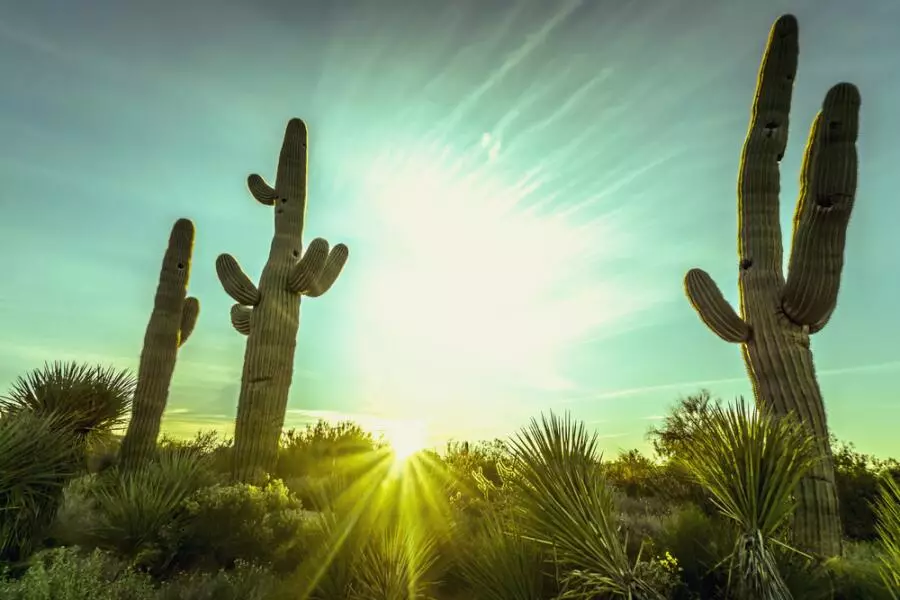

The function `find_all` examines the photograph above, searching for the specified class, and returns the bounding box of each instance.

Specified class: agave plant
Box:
[508,412,666,600]
[0,411,81,563]
[0,361,136,443]
[674,398,820,600]
[874,474,900,598]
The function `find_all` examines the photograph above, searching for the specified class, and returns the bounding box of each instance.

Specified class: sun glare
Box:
[382,420,430,470]
[352,137,655,415]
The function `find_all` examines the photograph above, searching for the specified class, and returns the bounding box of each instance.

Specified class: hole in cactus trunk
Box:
[176,262,185,269]
[740,258,753,270]
[292,250,300,258]
[764,121,779,137]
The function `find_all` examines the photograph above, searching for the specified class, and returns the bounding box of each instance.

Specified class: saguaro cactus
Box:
[120,218,199,469]
[217,118,348,483]
[683,14,859,557]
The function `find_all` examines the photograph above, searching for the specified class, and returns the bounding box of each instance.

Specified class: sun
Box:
[351,137,652,420]
[383,420,429,471]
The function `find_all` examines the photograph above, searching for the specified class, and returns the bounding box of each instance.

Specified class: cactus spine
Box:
[120,218,199,469]
[684,15,859,558]
[217,119,348,483]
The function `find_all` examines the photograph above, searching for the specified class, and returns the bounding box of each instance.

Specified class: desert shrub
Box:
[455,512,548,600]
[674,398,818,600]
[824,541,895,600]
[170,479,310,573]
[832,439,900,542]
[157,431,233,476]
[508,412,669,599]
[656,503,733,599]
[276,420,379,479]
[83,449,214,572]
[157,561,279,600]
[351,525,438,600]
[0,362,136,564]
[875,474,900,597]
[276,420,382,510]
[0,546,156,599]
[0,411,82,564]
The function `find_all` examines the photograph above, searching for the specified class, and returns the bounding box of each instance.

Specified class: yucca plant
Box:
[0,411,80,563]
[508,412,666,600]
[1,361,136,443]
[674,397,820,600]
[456,510,547,600]
[352,524,438,600]
[87,448,213,568]
[874,474,900,598]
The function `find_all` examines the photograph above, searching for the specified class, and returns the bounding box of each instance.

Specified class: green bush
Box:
[657,503,732,599]
[171,479,311,573]
[0,546,156,600]
[84,449,215,572]
[157,561,279,600]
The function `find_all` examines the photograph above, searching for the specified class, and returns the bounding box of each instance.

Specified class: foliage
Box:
[508,411,669,599]
[172,479,310,573]
[84,449,214,571]
[674,397,819,600]
[276,420,381,509]
[1,362,135,443]
[351,525,438,600]
[0,412,81,563]
[874,474,900,597]
[832,438,900,541]
[455,511,547,600]
[0,546,156,600]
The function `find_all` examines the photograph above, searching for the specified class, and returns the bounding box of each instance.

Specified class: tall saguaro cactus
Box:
[217,118,348,483]
[120,218,199,469]
[683,15,859,557]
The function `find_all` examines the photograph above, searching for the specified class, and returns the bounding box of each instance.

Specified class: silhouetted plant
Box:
[675,398,819,600]
[874,474,900,597]
[508,412,667,599]
[1,361,135,443]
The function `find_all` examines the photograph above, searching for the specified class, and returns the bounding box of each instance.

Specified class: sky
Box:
[1,0,899,458]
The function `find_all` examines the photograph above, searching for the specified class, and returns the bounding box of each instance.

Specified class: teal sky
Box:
[2,0,899,458]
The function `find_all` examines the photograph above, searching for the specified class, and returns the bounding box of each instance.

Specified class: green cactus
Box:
[217,119,348,483]
[119,219,199,469]
[683,14,859,557]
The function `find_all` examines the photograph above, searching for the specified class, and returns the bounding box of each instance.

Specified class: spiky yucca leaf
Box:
[457,512,546,600]
[508,412,665,600]
[874,474,900,598]
[0,411,81,562]
[352,525,438,600]
[88,448,212,559]
[1,361,136,440]
[675,398,819,600]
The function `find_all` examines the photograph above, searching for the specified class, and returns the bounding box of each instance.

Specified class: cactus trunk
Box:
[218,119,348,483]
[684,15,860,557]
[120,218,199,469]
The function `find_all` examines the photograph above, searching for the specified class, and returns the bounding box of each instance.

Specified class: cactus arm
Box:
[736,15,799,278]
[178,297,200,347]
[216,254,261,306]
[248,174,278,206]
[305,244,349,298]
[684,268,751,343]
[782,83,860,330]
[230,304,252,336]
